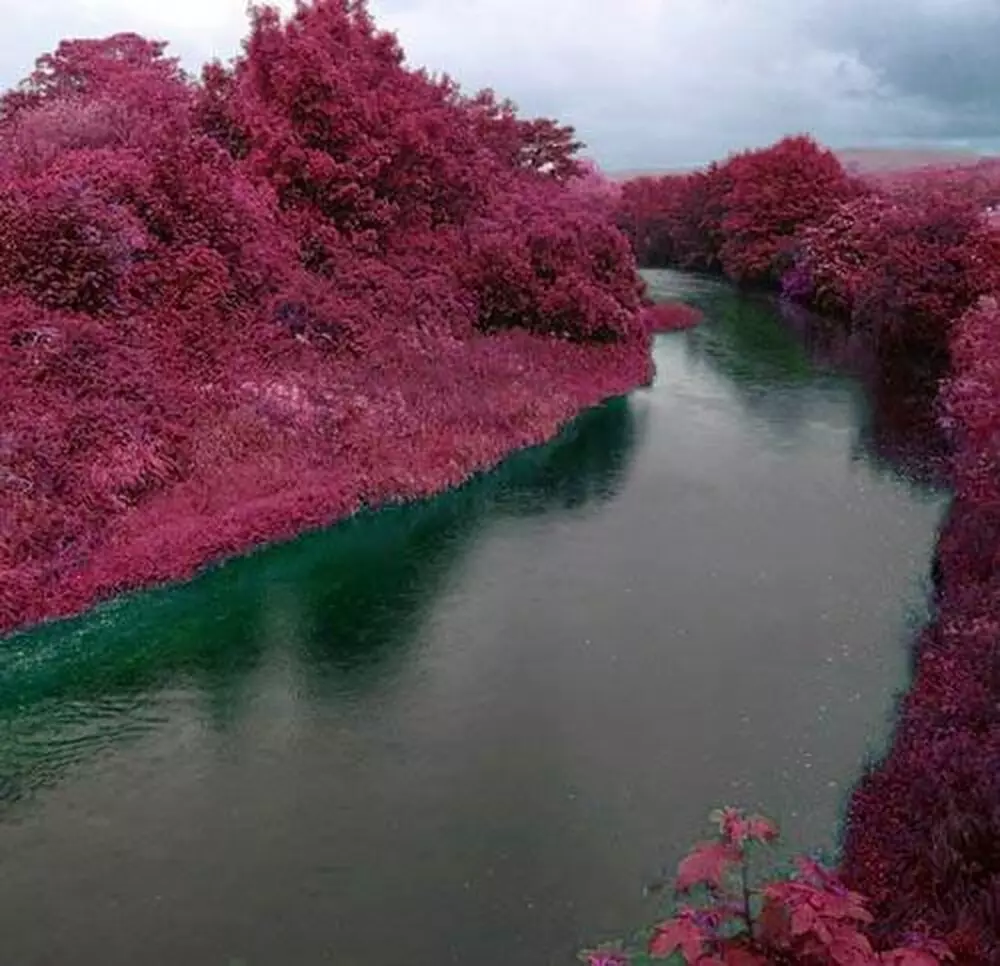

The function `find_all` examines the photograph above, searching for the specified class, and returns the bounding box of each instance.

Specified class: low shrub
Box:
[644,301,704,332]
[582,809,951,966]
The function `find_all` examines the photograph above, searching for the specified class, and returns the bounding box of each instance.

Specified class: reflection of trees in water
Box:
[494,397,642,516]
[663,282,945,486]
[777,301,950,487]
[688,290,816,390]
[849,366,950,488]
[640,268,730,307]
[0,398,639,804]
[682,289,848,437]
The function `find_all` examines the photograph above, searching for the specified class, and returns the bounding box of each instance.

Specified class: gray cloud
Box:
[812,0,1000,137]
[0,0,996,169]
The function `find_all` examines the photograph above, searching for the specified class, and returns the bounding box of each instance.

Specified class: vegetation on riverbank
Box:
[582,809,949,966]
[616,137,1000,963]
[1,0,994,957]
[0,0,654,636]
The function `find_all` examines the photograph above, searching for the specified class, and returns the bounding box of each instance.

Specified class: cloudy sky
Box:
[1,0,996,169]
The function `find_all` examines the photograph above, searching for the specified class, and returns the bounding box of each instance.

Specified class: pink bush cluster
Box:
[618,137,860,284]
[643,301,704,333]
[945,298,1000,508]
[618,162,735,274]
[619,136,1000,963]
[617,137,1000,358]
[0,3,651,636]
[787,192,1000,361]
[582,809,950,966]
[840,296,1000,964]
[863,158,1000,211]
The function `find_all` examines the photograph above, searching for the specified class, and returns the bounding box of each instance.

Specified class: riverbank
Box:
[0,283,946,966]
[0,6,653,636]
[2,334,650,636]
[617,137,1000,960]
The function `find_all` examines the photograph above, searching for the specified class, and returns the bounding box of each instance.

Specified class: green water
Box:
[0,271,948,965]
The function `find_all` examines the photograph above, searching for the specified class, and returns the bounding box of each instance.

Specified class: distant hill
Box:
[836,146,985,173]
[608,145,990,181]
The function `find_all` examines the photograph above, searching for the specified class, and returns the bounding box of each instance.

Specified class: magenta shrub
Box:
[840,297,1000,964]
[644,301,704,333]
[616,138,998,361]
[617,165,732,273]
[0,2,650,635]
[789,193,1000,361]
[583,808,951,966]
[618,137,859,283]
[713,136,860,285]
[943,297,1000,508]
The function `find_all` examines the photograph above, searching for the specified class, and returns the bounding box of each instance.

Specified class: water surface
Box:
[0,272,947,965]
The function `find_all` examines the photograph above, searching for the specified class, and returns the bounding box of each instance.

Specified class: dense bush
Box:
[786,193,1000,362]
[618,165,732,273]
[864,158,1000,211]
[713,136,860,285]
[943,297,1000,508]
[840,296,1000,963]
[617,136,1000,362]
[0,2,651,635]
[618,137,858,284]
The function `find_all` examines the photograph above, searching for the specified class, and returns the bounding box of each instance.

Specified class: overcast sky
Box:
[1,0,997,169]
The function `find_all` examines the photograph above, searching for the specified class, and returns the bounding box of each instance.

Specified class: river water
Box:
[0,271,947,965]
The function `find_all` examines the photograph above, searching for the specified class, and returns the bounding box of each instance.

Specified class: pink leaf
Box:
[744,815,778,844]
[790,903,818,937]
[826,930,875,966]
[649,917,707,962]
[676,842,741,891]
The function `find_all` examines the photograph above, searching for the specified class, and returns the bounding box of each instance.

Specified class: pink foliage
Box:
[0,3,650,635]
[617,133,1000,963]
[617,166,731,272]
[759,861,876,966]
[567,158,623,216]
[676,841,742,892]
[714,807,779,849]
[617,136,859,282]
[461,179,646,341]
[644,301,704,333]
[649,909,712,961]
[789,192,1000,358]
[942,297,1000,506]
[841,294,1000,963]
[584,809,951,966]
[863,158,1000,211]
[715,136,860,284]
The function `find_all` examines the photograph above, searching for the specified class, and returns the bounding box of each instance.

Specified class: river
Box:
[0,271,947,965]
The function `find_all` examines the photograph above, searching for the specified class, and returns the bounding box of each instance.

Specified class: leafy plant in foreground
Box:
[581,808,951,966]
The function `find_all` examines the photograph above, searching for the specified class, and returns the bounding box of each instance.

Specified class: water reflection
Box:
[658,274,949,489]
[777,301,950,487]
[686,290,816,389]
[0,399,640,806]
